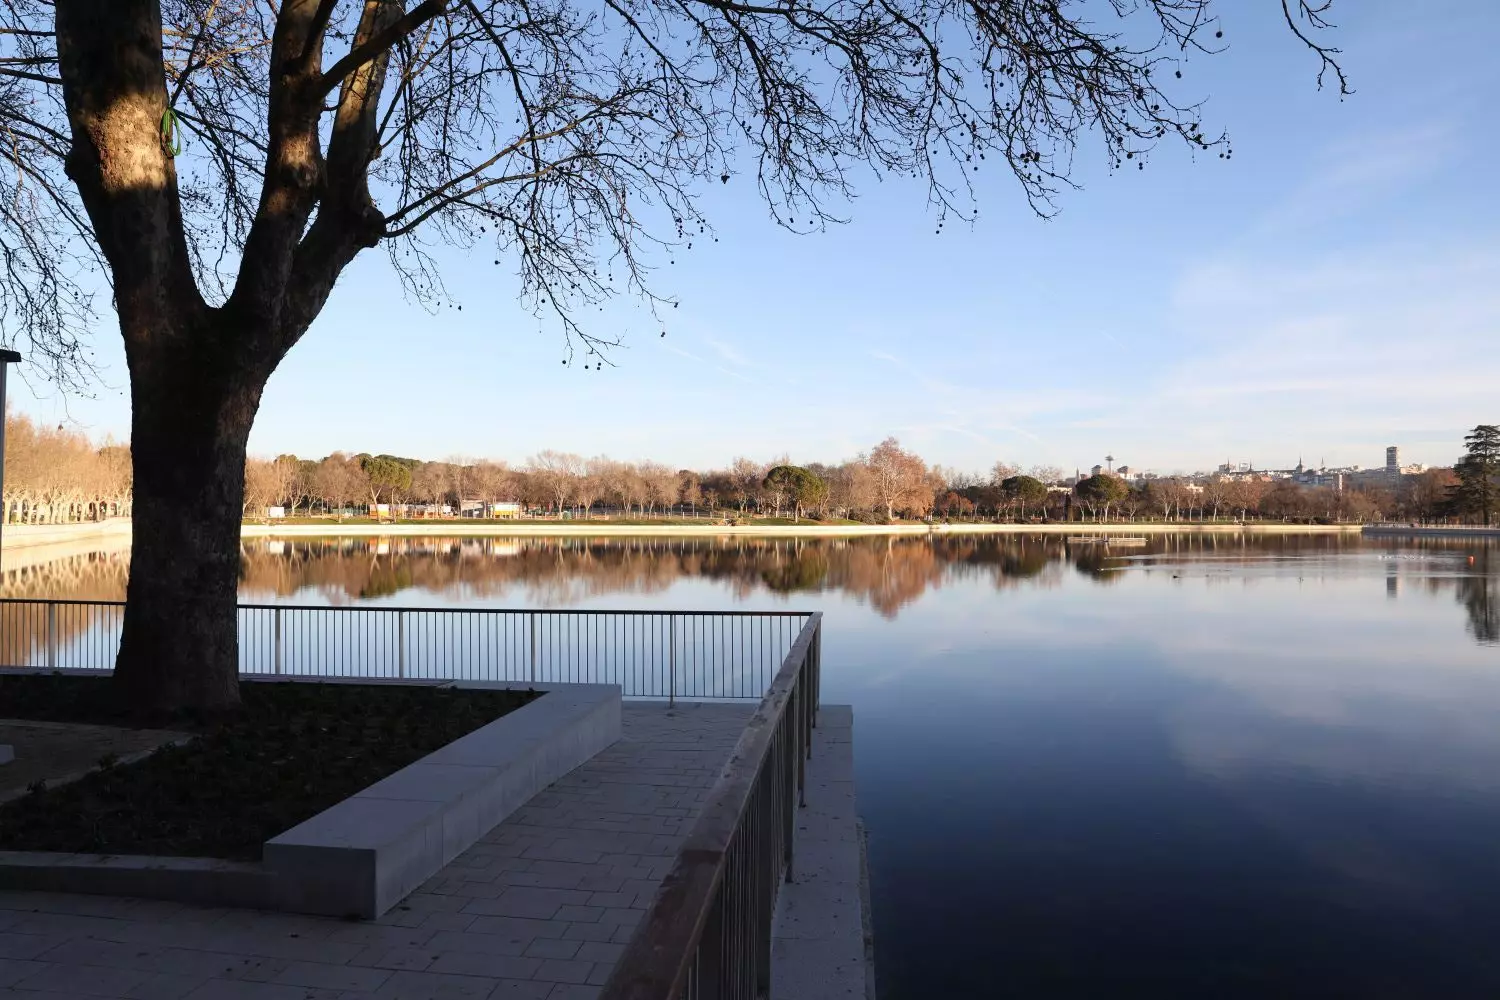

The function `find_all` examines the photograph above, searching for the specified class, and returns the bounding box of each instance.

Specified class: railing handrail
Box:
[0,599,813,702]
[0,597,812,617]
[602,611,822,999]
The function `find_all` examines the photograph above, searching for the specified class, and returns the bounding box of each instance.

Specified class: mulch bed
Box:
[0,673,538,860]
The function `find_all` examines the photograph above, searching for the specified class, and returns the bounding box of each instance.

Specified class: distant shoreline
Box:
[1362,525,1500,538]
[0,519,1386,557]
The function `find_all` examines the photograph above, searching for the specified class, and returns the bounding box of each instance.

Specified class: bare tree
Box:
[575,456,613,519]
[529,450,582,515]
[312,453,363,521]
[242,458,279,521]
[0,0,1346,710]
[678,470,702,515]
[867,438,928,521]
[262,456,299,514]
[640,461,678,516]
[728,458,764,514]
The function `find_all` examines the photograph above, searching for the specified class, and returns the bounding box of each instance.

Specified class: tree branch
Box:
[316,0,446,99]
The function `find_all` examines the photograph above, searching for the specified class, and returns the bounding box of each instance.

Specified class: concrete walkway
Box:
[0,701,751,1000]
[772,705,874,1000]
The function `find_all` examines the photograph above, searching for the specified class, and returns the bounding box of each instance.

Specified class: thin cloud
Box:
[661,343,705,363]
[1251,119,1459,238]
[705,337,754,368]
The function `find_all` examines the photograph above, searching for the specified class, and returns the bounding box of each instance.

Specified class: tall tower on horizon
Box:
[1387,446,1400,476]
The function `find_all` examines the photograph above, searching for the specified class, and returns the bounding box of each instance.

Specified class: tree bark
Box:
[114,318,269,717]
[52,0,398,716]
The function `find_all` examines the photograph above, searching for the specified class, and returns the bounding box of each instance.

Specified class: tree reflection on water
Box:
[3,532,1497,645]
[1458,547,1498,645]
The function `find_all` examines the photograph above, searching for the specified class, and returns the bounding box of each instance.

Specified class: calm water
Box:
[10,531,1500,998]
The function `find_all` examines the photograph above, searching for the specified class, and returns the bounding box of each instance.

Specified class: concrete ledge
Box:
[0,852,279,909]
[771,704,872,999]
[0,683,621,918]
[0,519,131,552]
[1363,525,1500,537]
[265,682,620,917]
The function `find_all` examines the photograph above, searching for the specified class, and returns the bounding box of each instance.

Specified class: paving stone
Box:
[0,703,756,1000]
[180,980,341,1000]
[558,923,613,944]
[424,931,531,959]
[486,980,552,999]
[0,932,66,961]
[426,953,539,980]
[545,986,602,1000]
[551,906,602,925]
[531,959,592,985]
[13,960,150,996]
[343,946,437,971]
[370,970,502,1000]
[122,971,211,1000]
[0,960,48,989]
[572,943,624,966]
[271,960,391,992]
[461,889,589,920]
[521,939,580,961]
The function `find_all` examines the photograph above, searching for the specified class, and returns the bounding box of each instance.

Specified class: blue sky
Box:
[10,0,1499,476]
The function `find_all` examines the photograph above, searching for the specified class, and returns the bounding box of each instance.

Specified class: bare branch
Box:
[315,0,446,99]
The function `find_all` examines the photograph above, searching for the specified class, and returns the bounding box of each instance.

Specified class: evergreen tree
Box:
[1450,425,1500,525]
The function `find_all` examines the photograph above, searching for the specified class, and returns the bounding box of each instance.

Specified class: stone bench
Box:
[0,682,621,919]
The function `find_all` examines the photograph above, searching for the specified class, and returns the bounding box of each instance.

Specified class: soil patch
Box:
[0,673,538,860]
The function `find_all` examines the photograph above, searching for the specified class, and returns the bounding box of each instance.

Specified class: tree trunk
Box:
[113,335,267,718]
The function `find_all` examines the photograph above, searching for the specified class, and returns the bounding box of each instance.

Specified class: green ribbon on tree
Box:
[160,108,182,157]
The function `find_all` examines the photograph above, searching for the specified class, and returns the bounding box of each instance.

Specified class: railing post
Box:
[273,608,283,675]
[668,613,677,708]
[529,612,537,683]
[812,616,822,728]
[46,602,57,669]
[798,662,808,807]
[786,684,799,877]
[397,610,406,679]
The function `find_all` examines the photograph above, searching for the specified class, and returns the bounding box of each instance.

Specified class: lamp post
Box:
[0,348,20,575]
[0,349,15,766]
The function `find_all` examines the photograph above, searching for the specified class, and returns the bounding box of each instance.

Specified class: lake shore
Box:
[1,519,1368,558]
[1362,524,1500,537]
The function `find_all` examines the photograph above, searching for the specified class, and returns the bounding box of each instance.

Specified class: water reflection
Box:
[1458,548,1498,644]
[6,530,1500,996]
[6,532,1495,645]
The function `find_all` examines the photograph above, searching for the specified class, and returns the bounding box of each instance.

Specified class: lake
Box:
[7,530,1500,998]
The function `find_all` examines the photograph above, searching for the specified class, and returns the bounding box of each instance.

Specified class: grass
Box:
[0,674,538,861]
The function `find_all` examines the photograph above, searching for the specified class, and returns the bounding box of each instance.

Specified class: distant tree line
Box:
[10,417,1496,527]
[238,431,1491,526]
[2,413,133,524]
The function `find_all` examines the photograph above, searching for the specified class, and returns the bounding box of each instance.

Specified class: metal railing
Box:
[0,599,812,701]
[602,612,822,1000]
